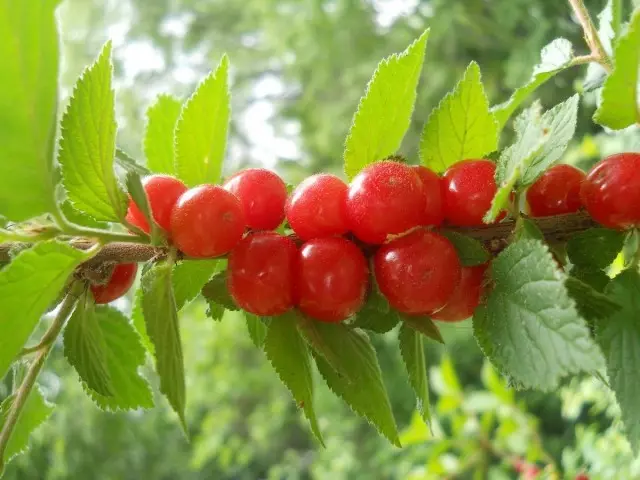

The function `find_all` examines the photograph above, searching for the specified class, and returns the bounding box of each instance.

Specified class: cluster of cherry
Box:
[90,152,640,324]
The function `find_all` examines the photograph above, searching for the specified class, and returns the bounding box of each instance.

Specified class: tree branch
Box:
[0,213,598,267]
[567,0,613,72]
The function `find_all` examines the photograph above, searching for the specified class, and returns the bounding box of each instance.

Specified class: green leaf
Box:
[131,288,154,354]
[141,261,187,431]
[125,171,163,243]
[173,260,221,311]
[492,38,574,130]
[175,55,230,186]
[81,306,154,411]
[420,61,498,173]
[0,241,94,379]
[60,201,108,230]
[201,271,238,311]
[514,217,544,241]
[399,324,431,426]
[313,327,400,446]
[343,30,428,180]
[567,228,625,269]
[593,9,640,129]
[399,314,445,344]
[0,0,59,221]
[115,148,150,176]
[58,41,127,222]
[351,285,399,334]
[484,165,519,224]
[0,388,53,465]
[565,276,621,322]
[472,239,604,390]
[570,266,611,292]
[440,231,490,266]
[264,312,324,445]
[595,270,640,450]
[245,313,268,348]
[63,291,113,397]
[144,94,182,175]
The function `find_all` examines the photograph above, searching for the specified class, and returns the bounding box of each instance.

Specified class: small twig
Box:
[0,282,84,472]
[567,0,613,72]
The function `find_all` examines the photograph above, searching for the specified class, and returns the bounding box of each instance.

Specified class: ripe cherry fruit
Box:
[374,229,461,315]
[580,153,640,229]
[295,237,369,322]
[286,174,349,240]
[91,263,138,304]
[442,159,504,226]
[346,161,425,244]
[526,164,585,217]
[125,174,188,233]
[412,165,444,226]
[431,264,487,322]
[223,168,288,230]
[228,231,297,316]
[170,185,245,258]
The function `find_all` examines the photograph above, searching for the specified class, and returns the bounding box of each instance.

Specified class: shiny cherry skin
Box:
[295,237,369,322]
[580,153,640,229]
[125,174,188,233]
[170,185,245,257]
[223,168,287,230]
[431,264,487,322]
[90,263,138,304]
[346,161,425,244]
[412,165,444,226]
[286,174,349,240]
[228,232,297,316]
[442,159,504,226]
[374,229,461,315]
[526,164,585,217]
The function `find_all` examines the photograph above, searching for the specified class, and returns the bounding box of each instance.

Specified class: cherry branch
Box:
[0,213,597,267]
[567,0,613,72]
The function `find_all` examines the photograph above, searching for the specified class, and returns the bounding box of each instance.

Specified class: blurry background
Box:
[3,0,640,478]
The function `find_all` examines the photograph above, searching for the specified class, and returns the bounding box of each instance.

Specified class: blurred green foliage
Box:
[3,0,638,478]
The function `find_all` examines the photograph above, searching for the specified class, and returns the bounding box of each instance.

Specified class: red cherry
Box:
[575,474,589,480]
[580,153,640,229]
[431,264,487,322]
[346,161,425,244]
[374,229,461,315]
[170,185,245,257]
[126,174,188,233]
[286,174,349,240]
[412,165,444,226]
[295,237,368,322]
[442,159,504,226]
[90,263,138,304]
[526,164,585,217]
[228,232,297,316]
[223,168,287,230]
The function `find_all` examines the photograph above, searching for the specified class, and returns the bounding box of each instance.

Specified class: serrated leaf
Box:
[351,285,399,333]
[0,0,59,221]
[0,241,94,379]
[115,148,150,176]
[141,261,187,432]
[175,55,230,186]
[595,270,640,450]
[565,276,621,322]
[201,271,238,311]
[245,313,268,348]
[63,291,113,397]
[313,327,400,446]
[60,201,108,230]
[144,94,182,174]
[484,165,519,224]
[492,39,574,129]
[343,30,428,179]
[0,388,53,465]
[514,217,544,241]
[440,231,490,266]
[594,9,640,129]
[567,228,625,269]
[125,171,163,244]
[82,306,153,411]
[399,314,445,344]
[58,41,127,222]
[570,266,611,292]
[399,324,430,425]
[420,61,498,173]
[131,288,154,354]
[173,260,221,311]
[472,239,604,390]
[264,312,324,445]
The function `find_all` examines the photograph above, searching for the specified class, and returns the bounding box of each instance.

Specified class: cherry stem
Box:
[567,0,613,72]
[0,281,84,473]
